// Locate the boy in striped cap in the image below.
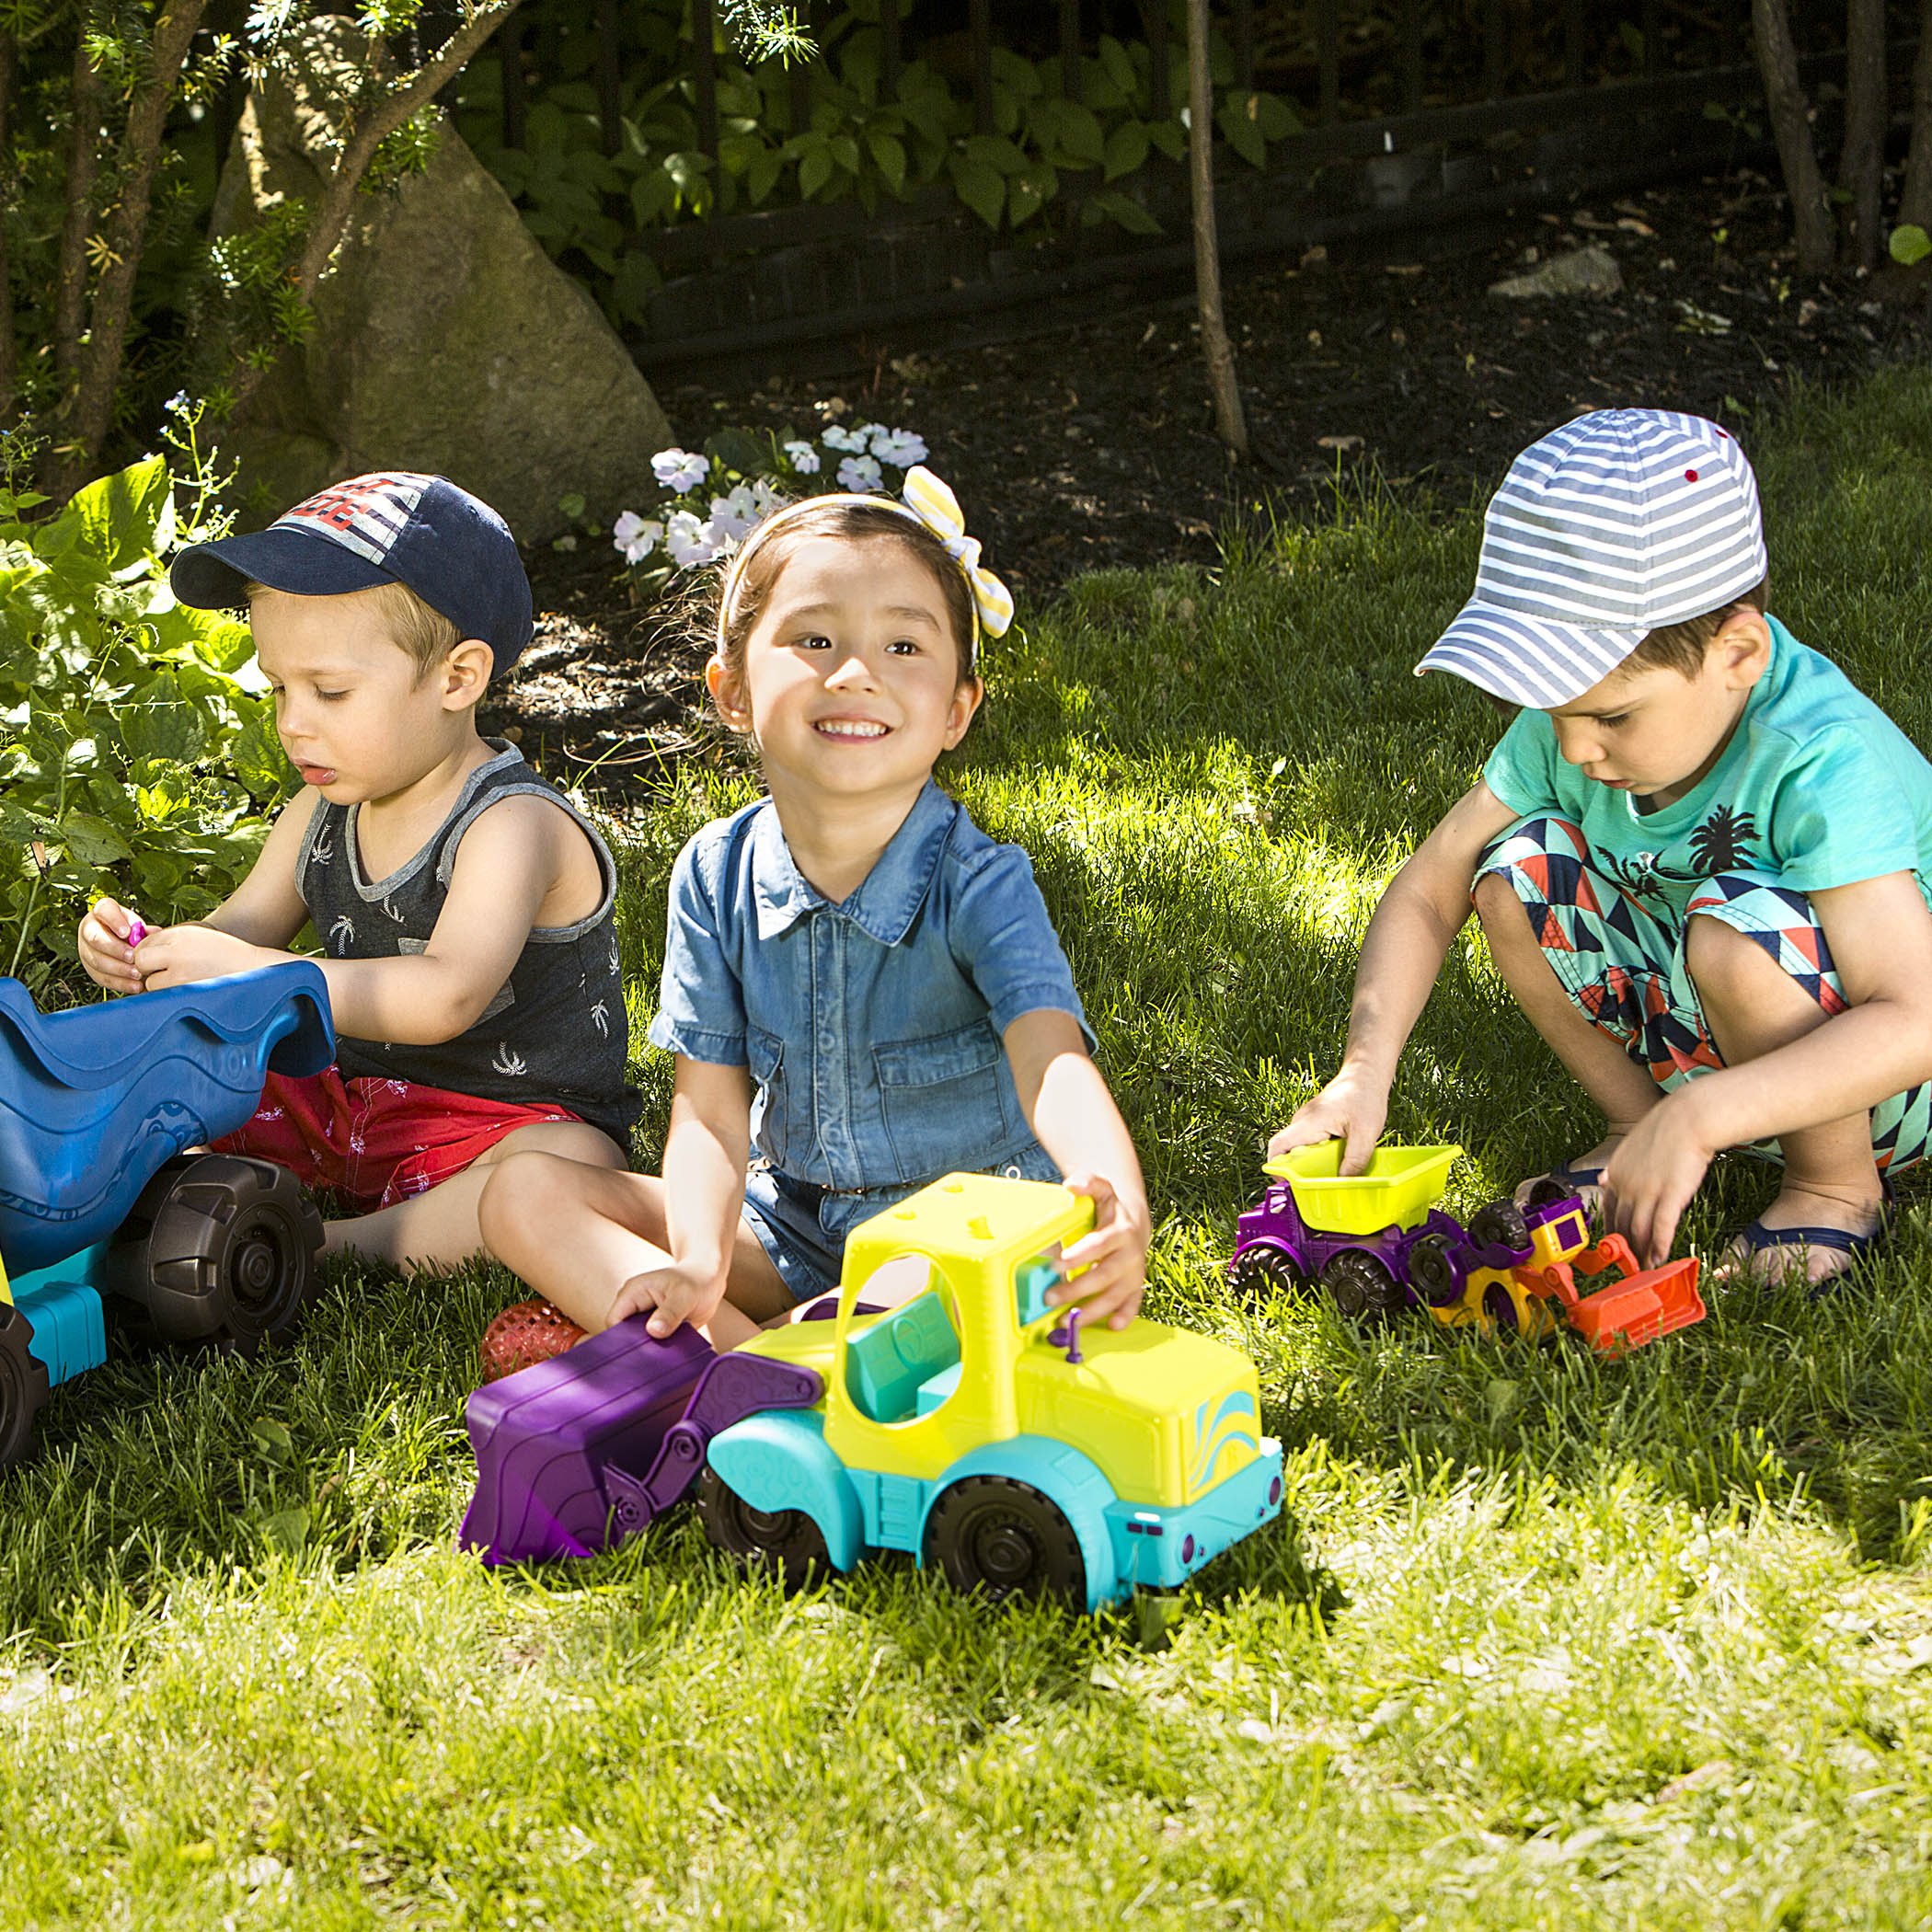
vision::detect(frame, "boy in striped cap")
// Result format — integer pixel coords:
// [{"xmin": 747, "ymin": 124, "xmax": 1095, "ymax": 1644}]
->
[
  {"xmin": 1271, "ymin": 408, "xmax": 1932, "ymax": 1286},
  {"xmin": 75, "ymin": 472, "xmax": 638, "ymax": 1273}
]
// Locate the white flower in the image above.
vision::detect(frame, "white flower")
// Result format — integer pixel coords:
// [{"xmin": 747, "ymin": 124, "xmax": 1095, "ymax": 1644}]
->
[
  {"xmin": 783, "ymin": 439, "xmax": 821, "ymax": 475},
  {"xmin": 164, "ymin": 390, "xmax": 191, "ymax": 418},
  {"xmin": 750, "ymin": 478, "xmax": 789, "ymax": 517},
  {"xmin": 821, "ymin": 423, "xmax": 867, "ymax": 453},
  {"xmin": 651, "ymin": 447, "xmax": 710, "ymax": 492},
  {"xmin": 614, "ymin": 510, "xmax": 662, "ymax": 564},
  {"xmin": 836, "ymin": 454, "xmax": 884, "ymax": 492},
  {"xmin": 708, "ymin": 483, "xmax": 761, "ymax": 543},
  {"xmin": 871, "ymin": 426, "xmax": 928, "ymax": 467},
  {"xmin": 665, "ymin": 509, "xmax": 724, "ymax": 569}
]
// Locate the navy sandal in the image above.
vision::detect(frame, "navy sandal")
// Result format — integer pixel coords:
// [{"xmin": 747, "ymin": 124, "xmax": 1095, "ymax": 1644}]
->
[{"xmin": 1737, "ymin": 1213, "xmax": 1887, "ymax": 1292}]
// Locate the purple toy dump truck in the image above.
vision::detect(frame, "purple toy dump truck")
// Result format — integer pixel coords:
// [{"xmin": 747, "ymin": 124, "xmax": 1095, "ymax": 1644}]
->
[{"xmin": 1227, "ymin": 1142, "xmax": 1534, "ymax": 1325}]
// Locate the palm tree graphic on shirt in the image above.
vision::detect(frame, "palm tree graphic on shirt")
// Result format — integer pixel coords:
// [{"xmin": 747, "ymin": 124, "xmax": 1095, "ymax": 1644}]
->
[
  {"xmin": 328, "ymin": 914, "xmax": 356, "ymax": 952},
  {"xmin": 1686, "ymin": 803, "xmax": 1759, "ymax": 876}
]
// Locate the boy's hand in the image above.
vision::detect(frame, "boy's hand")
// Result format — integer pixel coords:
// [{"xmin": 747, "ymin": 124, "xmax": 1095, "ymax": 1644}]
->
[
  {"xmin": 133, "ymin": 924, "xmax": 270, "ymax": 990},
  {"xmin": 1267, "ymin": 1065, "xmax": 1387, "ymax": 1176},
  {"xmin": 78, "ymin": 898, "xmax": 147, "ymax": 994},
  {"xmin": 1049, "ymin": 1171, "xmax": 1150, "ymax": 1330},
  {"xmin": 1600, "ymin": 1092, "xmax": 1717, "ymax": 1268},
  {"xmin": 607, "ymin": 1258, "xmax": 728, "ymax": 1340}
]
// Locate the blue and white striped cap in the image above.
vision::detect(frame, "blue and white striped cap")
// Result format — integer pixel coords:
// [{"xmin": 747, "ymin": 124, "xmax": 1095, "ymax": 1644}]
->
[
  {"xmin": 172, "ymin": 472, "xmax": 535, "ymax": 672},
  {"xmin": 1414, "ymin": 409, "xmax": 1767, "ymax": 707}
]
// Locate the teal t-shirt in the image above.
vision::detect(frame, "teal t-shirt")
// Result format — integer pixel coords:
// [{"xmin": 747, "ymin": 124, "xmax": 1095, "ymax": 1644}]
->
[{"xmin": 1482, "ymin": 615, "xmax": 1932, "ymax": 927}]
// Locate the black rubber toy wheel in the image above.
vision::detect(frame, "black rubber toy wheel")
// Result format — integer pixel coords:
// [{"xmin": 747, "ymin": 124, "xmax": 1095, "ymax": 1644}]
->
[
  {"xmin": 1524, "ymin": 1175, "xmax": 1581, "ymax": 1213},
  {"xmin": 1319, "ymin": 1249, "xmax": 1404, "ymax": 1323},
  {"xmin": 698, "ymin": 1466, "xmax": 831, "ymax": 1591},
  {"xmin": 1468, "ymin": 1199, "xmax": 1530, "ymax": 1255},
  {"xmin": 0, "ymin": 1303, "xmax": 50, "ymax": 1472},
  {"xmin": 106, "ymin": 1154, "xmax": 323, "ymax": 1355},
  {"xmin": 1227, "ymin": 1243, "xmax": 1302, "ymax": 1304},
  {"xmin": 1405, "ymin": 1234, "xmax": 1462, "ymax": 1307},
  {"xmin": 925, "ymin": 1475, "xmax": 1087, "ymax": 1604}
]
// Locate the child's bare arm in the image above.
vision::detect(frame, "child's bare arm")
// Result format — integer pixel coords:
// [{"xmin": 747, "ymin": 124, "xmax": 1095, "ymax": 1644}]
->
[
  {"xmin": 1605, "ymin": 870, "xmax": 1932, "ymax": 1263},
  {"xmin": 1004, "ymin": 1007, "xmax": 1150, "ymax": 1329},
  {"xmin": 78, "ymin": 796, "xmax": 313, "ymax": 993},
  {"xmin": 606, "ymin": 1055, "xmax": 756, "ymax": 1339},
  {"xmin": 1271, "ymin": 780, "xmax": 1519, "ymax": 1172},
  {"xmin": 134, "ymin": 794, "xmax": 577, "ymax": 1041}
]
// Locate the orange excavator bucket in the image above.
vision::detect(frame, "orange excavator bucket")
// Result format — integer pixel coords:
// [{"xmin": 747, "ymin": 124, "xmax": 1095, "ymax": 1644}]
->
[{"xmin": 1515, "ymin": 1233, "xmax": 1706, "ymax": 1353}]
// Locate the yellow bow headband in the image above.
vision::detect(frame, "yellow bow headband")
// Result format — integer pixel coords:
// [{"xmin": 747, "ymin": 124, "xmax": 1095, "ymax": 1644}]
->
[{"xmin": 717, "ymin": 464, "xmax": 1014, "ymax": 667}]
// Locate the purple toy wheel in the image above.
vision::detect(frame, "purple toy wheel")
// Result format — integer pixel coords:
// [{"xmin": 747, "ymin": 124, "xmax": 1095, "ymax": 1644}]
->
[
  {"xmin": 1468, "ymin": 1199, "xmax": 1530, "ymax": 1256},
  {"xmin": 1228, "ymin": 1242, "xmax": 1302, "ymax": 1304},
  {"xmin": 1406, "ymin": 1234, "xmax": 1461, "ymax": 1307},
  {"xmin": 1319, "ymin": 1249, "xmax": 1403, "ymax": 1324},
  {"xmin": 0, "ymin": 1303, "xmax": 49, "ymax": 1471},
  {"xmin": 1483, "ymin": 1282, "xmax": 1520, "ymax": 1334}
]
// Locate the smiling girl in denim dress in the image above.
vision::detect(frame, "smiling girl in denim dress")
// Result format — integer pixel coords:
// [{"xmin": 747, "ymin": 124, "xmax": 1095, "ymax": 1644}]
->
[{"xmin": 479, "ymin": 468, "xmax": 1149, "ymax": 1349}]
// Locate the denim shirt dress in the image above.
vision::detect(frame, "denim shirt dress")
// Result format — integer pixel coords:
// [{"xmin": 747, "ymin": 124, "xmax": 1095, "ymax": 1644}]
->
[{"xmin": 647, "ymin": 780, "xmax": 1090, "ymax": 1252}]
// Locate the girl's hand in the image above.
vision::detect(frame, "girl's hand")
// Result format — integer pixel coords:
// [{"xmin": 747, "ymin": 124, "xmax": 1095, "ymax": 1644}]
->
[
  {"xmin": 79, "ymin": 898, "xmax": 147, "ymax": 994},
  {"xmin": 607, "ymin": 1258, "xmax": 728, "ymax": 1340},
  {"xmin": 132, "ymin": 924, "xmax": 269, "ymax": 990},
  {"xmin": 1049, "ymin": 1171, "xmax": 1150, "ymax": 1330},
  {"xmin": 1600, "ymin": 1091, "xmax": 1716, "ymax": 1268},
  {"xmin": 1267, "ymin": 1064, "xmax": 1388, "ymax": 1176}
]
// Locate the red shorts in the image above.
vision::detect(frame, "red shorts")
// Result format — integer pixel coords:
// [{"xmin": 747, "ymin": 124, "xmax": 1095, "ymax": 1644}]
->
[{"xmin": 210, "ymin": 1067, "xmax": 589, "ymax": 1213}]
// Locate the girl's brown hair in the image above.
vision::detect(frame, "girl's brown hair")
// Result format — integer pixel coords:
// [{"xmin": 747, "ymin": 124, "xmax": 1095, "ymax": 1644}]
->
[
  {"xmin": 712, "ymin": 499, "xmax": 978, "ymax": 689},
  {"xmin": 1624, "ymin": 575, "xmax": 1769, "ymax": 679}
]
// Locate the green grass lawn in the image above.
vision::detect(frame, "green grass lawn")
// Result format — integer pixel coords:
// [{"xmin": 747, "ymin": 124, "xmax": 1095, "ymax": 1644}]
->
[{"xmin": 7, "ymin": 374, "xmax": 1932, "ymax": 1927}]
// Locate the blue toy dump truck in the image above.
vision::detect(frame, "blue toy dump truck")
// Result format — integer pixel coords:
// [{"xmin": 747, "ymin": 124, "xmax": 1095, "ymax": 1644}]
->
[{"xmin": 0, "ymin": 963, "xmax": 334, "ymax": 1467}]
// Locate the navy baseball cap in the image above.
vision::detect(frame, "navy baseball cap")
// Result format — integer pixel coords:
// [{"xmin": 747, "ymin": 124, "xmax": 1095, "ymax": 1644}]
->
[{"xmin": 170, "ymin": 472, "xmax": 535, "ymax": 673}]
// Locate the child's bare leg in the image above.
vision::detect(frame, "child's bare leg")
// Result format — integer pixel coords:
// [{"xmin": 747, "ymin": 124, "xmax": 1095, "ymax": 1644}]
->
[
  {"xmin": 1474, "ymin": 873, "xmax": 1660, "ymax": 1189},
  {"xmin": 322, "ymin": 1121, "xmax": 626, "ymax": 1276},
  {"xmin": 477, "ymin": 1150, "xmax": 793, "ymax": 1348},
  {"xmin": 1685, "ymin": 914, "xmax": 1884, "ymax": 1284}
]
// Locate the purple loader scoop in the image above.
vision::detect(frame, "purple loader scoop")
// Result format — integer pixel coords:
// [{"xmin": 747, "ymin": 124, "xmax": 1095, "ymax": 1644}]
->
[{"xmin": 459, "ymin": 1316, "xmax": 822, "ymax": 1565}]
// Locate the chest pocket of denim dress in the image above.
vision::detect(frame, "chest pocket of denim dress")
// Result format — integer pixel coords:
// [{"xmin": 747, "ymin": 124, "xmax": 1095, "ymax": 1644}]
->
[
  {"xmin": 746, "ymin": 1023, "xmax": 788, "ymax": 1167},
  {"xmin": 873, "ymin": 1018, "xmax": 1018, "ymax": 1180}
]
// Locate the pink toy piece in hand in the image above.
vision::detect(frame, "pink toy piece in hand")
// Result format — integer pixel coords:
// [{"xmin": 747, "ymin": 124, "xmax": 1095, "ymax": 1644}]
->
[{"xmin": 126, "ymin": 915, "xmax": 146, "ymax": 947}]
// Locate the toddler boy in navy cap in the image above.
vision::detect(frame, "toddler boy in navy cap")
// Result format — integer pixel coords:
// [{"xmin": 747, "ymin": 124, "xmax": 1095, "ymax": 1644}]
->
[
  {"xmin": 1271, "ymin": 408, "xmax": 1932, "ymax": 1286},
  {"xmin": 77, "ymin": 473, "xmax": 638, "ymax": 1272}
]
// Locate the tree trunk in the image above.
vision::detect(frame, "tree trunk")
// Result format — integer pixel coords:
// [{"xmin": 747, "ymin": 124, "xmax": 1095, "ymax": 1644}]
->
[
  {"xmin": 44, "ymin": 0, "xmax": 208, "ymax": 499},
  {"xmin": 224, "ymin": 0, "xmax": 529, "ymax": 420},
  {"xmin": 1898, "ymin": 0, "xmax": 1932, "ymax": 233},
  {"xmin": 52, "ymin": 20, "xmax": 103, "ymax": 392},
  {"xmin": 0, "ymin": 30, "xmax": 16, "ymax": 420},
  {"xmin": 1838, "ymin": 0, "xmax": 1887, "ymax": 270},
  {"xmin": 1751, "ymin": 0, "xmax": 1834, "ymax": 276},
  {"xmin": 1185, "ymin": 0, "xmax": 1248, "ymax": 455}
]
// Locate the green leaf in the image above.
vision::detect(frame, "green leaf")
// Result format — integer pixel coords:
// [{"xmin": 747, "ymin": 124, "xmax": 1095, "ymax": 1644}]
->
[
  {"xmin": 59, "ymin": 811, "xmax": 134, "ymax": 866},
  {"xmin": 47, "ymin": 458, "xmax": 174, "ymax": 577},
  {"xmin": 949, "ymin": 155, "xmax": 1006, "ymax": 228},
  {"xmin": 1217, "ymin": 99, "xmax": 1268, "ymax": 169},
  {"xmin": 867, "ymin": 129, "xmax": 907, "ymax": 194},
  {"xmin": 231, "ymin": 703, "xmax": 292, "ymax": 801},
  {"xmin": 1890, "ymin": 224, "xmax": 1932, "ymax": 267},
  {"xmin": 961, "ymin": 132, "xmax": 1028, "ymax": 176},
  {"xmin": 1103, "ymin": 121, "xmax": 1150, "ymax": 182},
  {"xmin": 799, "ymin": 142, "xmax": 835, "ymax": 199},
  {"xmin": 1081, "ymin": 188, "xmax": 1162, "ymax": 236},
  {"xmin": 1007, "ymin": 162, "xmax": 1058, "ymax": 227}
]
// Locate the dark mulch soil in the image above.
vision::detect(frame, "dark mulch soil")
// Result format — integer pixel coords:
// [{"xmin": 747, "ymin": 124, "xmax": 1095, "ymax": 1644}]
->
[{"xmin": 486, "ymin": 165, "xmax": 1931, "ymax": 794}]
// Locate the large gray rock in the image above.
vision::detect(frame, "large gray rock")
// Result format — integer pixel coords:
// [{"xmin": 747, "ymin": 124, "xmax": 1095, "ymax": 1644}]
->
[{"xmin": 212, "ymin": 23, "xmax": 673, "ymax": 544}]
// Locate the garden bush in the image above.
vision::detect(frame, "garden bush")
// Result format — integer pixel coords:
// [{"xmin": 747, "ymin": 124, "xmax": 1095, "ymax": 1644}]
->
[{"xmin": 0, "ymin": 419, "xmax": 289, "ymax": 1001}]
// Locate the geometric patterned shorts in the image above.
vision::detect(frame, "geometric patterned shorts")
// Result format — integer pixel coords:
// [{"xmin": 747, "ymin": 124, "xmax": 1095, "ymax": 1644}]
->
[{"xmin": 1478, "ymin": 814, "xmax": 1929, "ymax": 1174}]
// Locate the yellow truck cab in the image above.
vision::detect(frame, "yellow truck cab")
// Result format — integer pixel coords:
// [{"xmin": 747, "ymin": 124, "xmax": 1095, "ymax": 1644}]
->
[{"xmin": 701, "ymin": 1174, "xmax": 1283, "ymax": 1610}]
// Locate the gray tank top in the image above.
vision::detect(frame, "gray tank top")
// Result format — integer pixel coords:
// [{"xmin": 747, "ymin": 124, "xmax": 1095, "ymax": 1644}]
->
[{"xmin": 294, "ymin": 743, "xmax": 638, "ymax": 1146}]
